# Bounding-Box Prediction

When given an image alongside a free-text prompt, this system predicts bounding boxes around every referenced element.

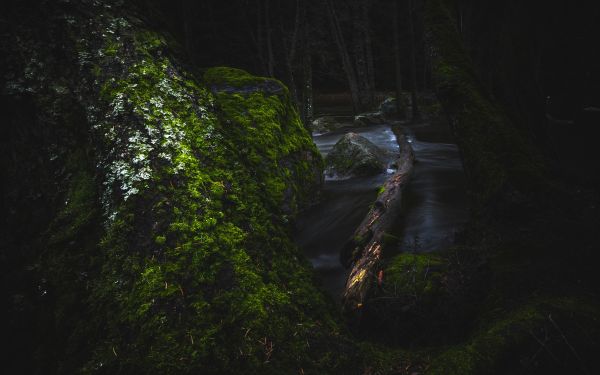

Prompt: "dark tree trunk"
[352,0,375,110]
[301,51,313,126]
[408,0,421,122]
[281,0,301,109]
[363,0,376,100]
[424,0,543,213]
[181,0,194,59]
[326,0,361,113]
[393,0,403,114]
[265,0,275,77]
[251,0,267,75]
[301,6,313,126]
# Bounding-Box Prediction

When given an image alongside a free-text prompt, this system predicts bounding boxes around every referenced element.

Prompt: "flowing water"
[294,121,469,299]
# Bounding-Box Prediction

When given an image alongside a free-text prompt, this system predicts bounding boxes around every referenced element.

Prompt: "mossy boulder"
[325,132,387,178]
[0,3,358,374]
[203,66,324,215]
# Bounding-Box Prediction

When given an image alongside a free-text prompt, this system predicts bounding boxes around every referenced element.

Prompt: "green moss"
[103,38,121,56]
[204,66,323,216]
[385,253,445,298]
[203,66,270,88]
[47,160,98,245]
[428,298,600,374]
[83,36,337,372]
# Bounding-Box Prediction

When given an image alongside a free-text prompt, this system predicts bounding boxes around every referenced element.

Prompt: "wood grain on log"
[341,129,414,318]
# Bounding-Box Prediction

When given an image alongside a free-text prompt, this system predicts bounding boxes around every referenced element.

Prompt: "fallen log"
[341,128,415,320]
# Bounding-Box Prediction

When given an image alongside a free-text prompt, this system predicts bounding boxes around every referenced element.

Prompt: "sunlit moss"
[8,4,351,373]
[385,253,445,297]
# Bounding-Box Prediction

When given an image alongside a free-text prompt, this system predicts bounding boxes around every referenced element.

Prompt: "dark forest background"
[134,0,600,185]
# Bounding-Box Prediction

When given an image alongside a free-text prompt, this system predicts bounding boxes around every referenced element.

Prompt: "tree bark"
[265,0,275,77]
[281,0,301,109]
[249,0,267,75]
[341,131,415,320]
[181,0,194,60]
[408,0,421,122]
[363,0,376,102]
[300,6,313,127]
[301,50,313,126]
[326,0,361,113]
[352,0,374,110]
[424,0,543,214]
[393,0,404,114]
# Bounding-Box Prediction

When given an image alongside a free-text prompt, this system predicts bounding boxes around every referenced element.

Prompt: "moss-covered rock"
[325,132,387,178]
[0,2,357,374]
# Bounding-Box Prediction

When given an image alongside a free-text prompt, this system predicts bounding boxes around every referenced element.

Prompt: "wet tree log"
[341,129,414,319]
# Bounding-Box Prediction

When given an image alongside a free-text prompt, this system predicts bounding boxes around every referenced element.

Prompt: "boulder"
[353,111,386,127]
[0,3,346,372]
[325,132,386,178]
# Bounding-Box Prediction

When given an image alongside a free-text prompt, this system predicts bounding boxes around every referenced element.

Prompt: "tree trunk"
[363,0,376,102]
[352,0,370,110]
[424,0,543,213]
[393,0,403,114]
[408,0,421,122]
[181,0,194,60]
[301,50,313,126]
[352,0,375,110]
[300,7,313,127]
[250,0,267,75]
[265,0,275,77]
[326,0,361,113]
[281,0,301,109]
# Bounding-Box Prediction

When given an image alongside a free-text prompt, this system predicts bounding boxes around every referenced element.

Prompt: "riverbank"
[295,116,469,300]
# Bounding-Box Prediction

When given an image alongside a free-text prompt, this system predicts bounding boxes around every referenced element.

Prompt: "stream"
[294,120,469,299]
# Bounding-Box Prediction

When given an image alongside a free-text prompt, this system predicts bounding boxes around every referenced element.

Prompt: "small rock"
[353,112,386,127]
[311,116,343,134]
